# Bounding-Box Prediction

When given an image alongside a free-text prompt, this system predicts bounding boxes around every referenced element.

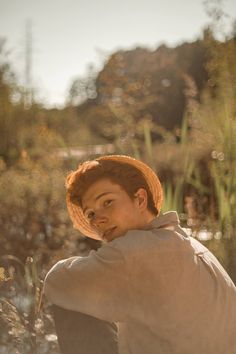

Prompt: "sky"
[0,0,235,107]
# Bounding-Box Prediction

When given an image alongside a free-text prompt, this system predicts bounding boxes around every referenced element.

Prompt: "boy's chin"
[102,228,124,242]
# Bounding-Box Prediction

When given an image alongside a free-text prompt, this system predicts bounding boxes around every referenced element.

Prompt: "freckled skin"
[81,179,155,242]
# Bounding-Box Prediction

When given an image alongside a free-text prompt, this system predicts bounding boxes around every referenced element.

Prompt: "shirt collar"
[147,211,180,230]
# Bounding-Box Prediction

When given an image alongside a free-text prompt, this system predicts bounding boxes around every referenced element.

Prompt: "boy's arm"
[43,244,129,322]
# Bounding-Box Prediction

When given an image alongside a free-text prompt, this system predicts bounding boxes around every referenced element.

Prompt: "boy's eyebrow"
[82,192,113,213]
[95,191,112,202]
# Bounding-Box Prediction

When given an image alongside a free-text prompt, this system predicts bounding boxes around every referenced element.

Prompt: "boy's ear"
[135,188,148,211]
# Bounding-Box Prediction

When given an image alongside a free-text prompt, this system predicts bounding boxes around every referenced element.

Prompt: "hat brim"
[66,155,163,239]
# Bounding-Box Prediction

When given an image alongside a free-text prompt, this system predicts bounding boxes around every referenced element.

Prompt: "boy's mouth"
[102,226,117,241]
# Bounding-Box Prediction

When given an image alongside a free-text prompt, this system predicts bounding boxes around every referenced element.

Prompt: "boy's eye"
[85,210,95,221]
[104,200,113,207]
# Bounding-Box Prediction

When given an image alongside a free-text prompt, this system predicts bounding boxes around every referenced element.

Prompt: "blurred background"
[0,0,236,353]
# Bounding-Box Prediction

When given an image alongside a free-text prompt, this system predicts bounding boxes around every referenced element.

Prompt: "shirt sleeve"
[43,244,130,322]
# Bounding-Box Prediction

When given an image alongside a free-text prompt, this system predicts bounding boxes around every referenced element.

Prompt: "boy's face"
[81,178,154,242]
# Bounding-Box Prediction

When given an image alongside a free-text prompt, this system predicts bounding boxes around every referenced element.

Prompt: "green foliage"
[161,116,196,213]
[0,152,78,262]
[67,64,97,105]
[70,41,208,142]
[197,33,236,232]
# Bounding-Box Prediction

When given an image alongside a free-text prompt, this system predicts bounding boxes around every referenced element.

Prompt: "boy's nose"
[92,212,108,229]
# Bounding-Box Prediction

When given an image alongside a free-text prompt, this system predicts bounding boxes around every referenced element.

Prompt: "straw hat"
[66,155,163,239]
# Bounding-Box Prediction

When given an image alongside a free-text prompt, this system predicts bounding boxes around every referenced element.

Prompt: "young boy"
[44,155,236,354]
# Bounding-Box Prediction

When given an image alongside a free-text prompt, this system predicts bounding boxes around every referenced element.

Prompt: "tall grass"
[159,116,196,214]
[197,35,236,233]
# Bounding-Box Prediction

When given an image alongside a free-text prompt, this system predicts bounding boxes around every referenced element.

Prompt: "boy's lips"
[102,226,117,241]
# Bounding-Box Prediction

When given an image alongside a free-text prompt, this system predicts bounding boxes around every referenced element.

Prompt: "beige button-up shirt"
[44,211,236,354]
